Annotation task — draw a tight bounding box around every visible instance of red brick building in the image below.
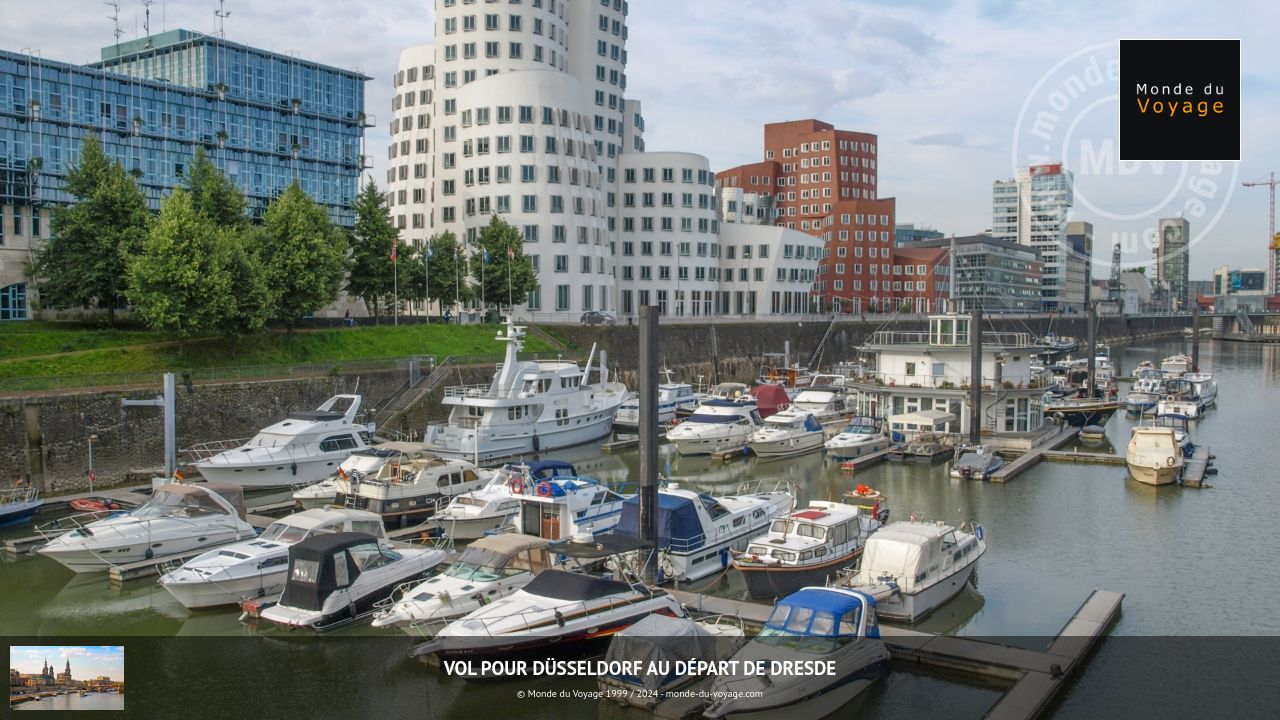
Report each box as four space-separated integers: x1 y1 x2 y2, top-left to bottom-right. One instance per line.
716 119 897 313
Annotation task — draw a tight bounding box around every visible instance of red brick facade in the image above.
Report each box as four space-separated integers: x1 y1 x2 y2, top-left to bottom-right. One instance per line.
716 119 900 312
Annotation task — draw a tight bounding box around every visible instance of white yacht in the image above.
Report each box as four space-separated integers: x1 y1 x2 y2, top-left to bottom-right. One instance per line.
1126 426 1184 486
1183 372 1218 408
336 454 488 528
258 531 448 631
785 385 854 431
704 587 890 720
611 482 793 583
667 399 764 456
1161 353 1192 378
193 395 373 488
158 508 389 609
370 534 553 630
1156 377 1212 418
949 445 1005 480
424 462 536 539
614 374 700 429
510 462 633 541
840 519 986 623
748 411 825 458
291 443 435 510
1124 372 1166 414
704 381 752 402
37 483 256 573
824 416 890 459
409 569 685 666
734 499 884 599
422 318 628 463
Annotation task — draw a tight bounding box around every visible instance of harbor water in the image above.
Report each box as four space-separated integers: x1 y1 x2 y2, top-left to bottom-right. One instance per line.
14 692 125 711
4 337 1280 718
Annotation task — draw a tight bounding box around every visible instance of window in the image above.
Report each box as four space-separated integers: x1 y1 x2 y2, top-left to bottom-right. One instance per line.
556 285 570 311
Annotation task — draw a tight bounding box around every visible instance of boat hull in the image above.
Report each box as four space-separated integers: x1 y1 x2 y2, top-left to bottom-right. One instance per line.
824 438 890 459
1046 403 1121 427
420 608 669 668
749 432 824 458
424 413 620 464
1127 463 1182 486
196 456 346 488
0 502 42 527
669 427 754 456
427 512 514 539
38 526 252 573
873 555 980 623
161 568 287 609
737 549 861 600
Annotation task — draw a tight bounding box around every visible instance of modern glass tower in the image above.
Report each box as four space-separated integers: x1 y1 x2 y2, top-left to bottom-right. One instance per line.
0 31 370 320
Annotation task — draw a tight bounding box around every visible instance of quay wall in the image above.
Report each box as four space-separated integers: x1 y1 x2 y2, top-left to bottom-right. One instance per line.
0 315 1190 493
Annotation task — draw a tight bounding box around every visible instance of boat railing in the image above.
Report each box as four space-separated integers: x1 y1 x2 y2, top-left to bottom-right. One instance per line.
182 438 251 462
0 486 39 505
443 383 506 399
412 591 658 640
34 510 244 544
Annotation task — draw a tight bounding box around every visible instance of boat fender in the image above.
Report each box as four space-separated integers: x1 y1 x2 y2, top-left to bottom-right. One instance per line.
975 525 984 541
659 553 676 580
532 434 540 454
535 481 554 497
554 609 565 628
144 548 154 560
291 461 298 476
719 547 730 569
1166 395 1176 401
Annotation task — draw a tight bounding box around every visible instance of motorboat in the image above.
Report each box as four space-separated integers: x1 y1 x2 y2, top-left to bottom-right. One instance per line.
838 519 986 623
1183 372 1218 408
192 395 373 488
1124 372 1166 413
598 613 747 710
257 531 447 631
409 568 686 666
0 486 43 527
887 433 955 464
1079 425 1107 443
422 318 628 463
785 385 854 431
370 534 553 630
425 462 540 539
1154 413 1194 456
667 399 764 456
1043 396 1122 427
749 411 825 458
704 382 752 402
841 485 890 523
158 508 389 609
733 499 884 600
37 483 256 573
610 482 793 583
614 372 700 429
1155 378 1207 418
336 454 488 528
1161 353 1192 378
1038 333 1079 356
825 416 890 459
291 443 436 510
949 445 1005 480
509 461 633 541
757 362 820 396
703 587 890 719
1126 427 1184 486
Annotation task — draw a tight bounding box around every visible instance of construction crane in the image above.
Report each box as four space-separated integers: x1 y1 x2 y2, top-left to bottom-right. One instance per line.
1242 172 1278 294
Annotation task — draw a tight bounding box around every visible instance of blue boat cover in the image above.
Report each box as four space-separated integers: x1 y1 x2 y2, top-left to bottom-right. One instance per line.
764 588 878 638
526 460 576 479
803 414 823 433
613 493 705 551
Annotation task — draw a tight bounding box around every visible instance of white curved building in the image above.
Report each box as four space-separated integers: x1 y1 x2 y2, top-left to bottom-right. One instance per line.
616 151 720 317
387 44 437 315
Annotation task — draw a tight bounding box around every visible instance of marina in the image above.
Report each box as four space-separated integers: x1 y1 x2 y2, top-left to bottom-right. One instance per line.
1 333 1272 719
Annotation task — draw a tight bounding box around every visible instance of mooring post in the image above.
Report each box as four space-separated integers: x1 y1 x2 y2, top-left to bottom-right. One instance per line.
969 308 982 445
1191 304 1201 372
638 306 660 584
1087 303 1097 398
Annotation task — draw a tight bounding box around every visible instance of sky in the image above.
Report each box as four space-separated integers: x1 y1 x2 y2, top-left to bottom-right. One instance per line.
3 0 1277 280
10 645 125 681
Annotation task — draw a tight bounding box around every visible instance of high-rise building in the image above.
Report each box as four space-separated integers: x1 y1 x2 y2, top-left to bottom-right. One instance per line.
717 119 896 314
1155 217 1190 310
0 31 370 321
388 0 658 320
992 163 1084 311
1066 220 1094 306
894 223 944 247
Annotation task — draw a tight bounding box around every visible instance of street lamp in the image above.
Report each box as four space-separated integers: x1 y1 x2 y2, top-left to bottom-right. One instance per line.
87 434 99 493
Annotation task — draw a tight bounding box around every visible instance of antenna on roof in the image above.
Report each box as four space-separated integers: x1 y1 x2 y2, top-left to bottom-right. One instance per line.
105 1 123 46
215 0 231 39
142 0 154 46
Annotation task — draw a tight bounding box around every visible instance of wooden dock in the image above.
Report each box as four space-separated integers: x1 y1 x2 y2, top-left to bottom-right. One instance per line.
710 445 752 462
1181 445 1214 488
835 447 893 472
601 432 667 454
1039 449 1126 465
989 428 1080 482
668 587 1123 720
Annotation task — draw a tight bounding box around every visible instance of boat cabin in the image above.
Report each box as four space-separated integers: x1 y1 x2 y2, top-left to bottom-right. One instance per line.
759 587 880 645
856 522 979 594
887 410 956 442
279 531 405 613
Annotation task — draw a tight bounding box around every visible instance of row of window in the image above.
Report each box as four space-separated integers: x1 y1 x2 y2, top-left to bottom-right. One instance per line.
621 191 713 209
622 166 713 186
619 216 717 234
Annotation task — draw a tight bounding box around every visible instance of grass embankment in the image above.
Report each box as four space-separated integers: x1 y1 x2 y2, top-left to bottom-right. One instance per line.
0 322 560 380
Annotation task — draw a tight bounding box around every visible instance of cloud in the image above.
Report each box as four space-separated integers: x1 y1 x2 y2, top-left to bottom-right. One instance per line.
909 132 968 147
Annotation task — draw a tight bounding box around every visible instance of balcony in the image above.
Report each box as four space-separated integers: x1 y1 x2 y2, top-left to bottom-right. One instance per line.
864 330 1036 348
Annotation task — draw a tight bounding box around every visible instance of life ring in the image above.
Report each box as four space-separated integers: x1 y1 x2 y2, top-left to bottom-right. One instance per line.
1166 395 1176 401
508 475 524 494
854 484 874 496
535 481 554 497
1166 456 1175 467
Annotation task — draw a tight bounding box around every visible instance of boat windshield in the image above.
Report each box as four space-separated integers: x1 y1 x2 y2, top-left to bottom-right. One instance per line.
260 522 310 543
843 422 878 435
757 604 861 652
769 519 825 538
246 432 296 448
686 413 739 424
442 545 522 582
132 489 226 518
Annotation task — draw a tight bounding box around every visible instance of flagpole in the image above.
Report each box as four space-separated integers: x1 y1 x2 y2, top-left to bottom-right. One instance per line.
481 251 486 313
424 242 430 320
454 243 460 319
507 242 513 309
393 244 399 327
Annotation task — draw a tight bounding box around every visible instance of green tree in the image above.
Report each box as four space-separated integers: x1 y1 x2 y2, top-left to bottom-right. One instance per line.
260 181 347 329
35 135 148 324
423 231 471 318
345 181 400 321
184 147 248 227
125 190 234 348
214 227 274 343
467 215 539 311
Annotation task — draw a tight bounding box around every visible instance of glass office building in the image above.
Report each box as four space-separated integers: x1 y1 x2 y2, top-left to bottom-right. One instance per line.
0 31 370 319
